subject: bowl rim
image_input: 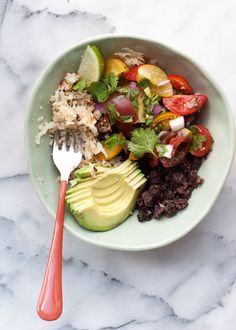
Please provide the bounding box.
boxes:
[24,33,236,251]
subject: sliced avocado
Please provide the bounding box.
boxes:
[134,177,147,189]
[70,173,104,187]
[74,164,110,178]
[67,162,140,201]
[73,188,138,231]
[66,160,146,231]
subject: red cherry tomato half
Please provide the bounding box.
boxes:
[160,135,192,168]
[146,153,159,168]
[167,74,193,94]
[113,122,134,139]
[189,124,213,157]
[125,66,140,81]
[163,95,207,115]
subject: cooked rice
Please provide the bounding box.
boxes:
[115,47,145,68]
[36,72,106,162]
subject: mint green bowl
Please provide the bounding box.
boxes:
[25,35,235,251]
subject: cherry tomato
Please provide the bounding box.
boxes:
[167,74,192,94]
[189,124,213,157]
[105,92,138,124]
[104,58,129,77]
[125,66,140,81]
[137,64,173,97]
[129,152,138,161]
[95,134,125,161]
[160,129,192,168]
[146,153,159,168]
[163,95,207,115]
[113,122,134,139]
[96,144,123,161]
[158,131,177,144]
[150,112,179,130]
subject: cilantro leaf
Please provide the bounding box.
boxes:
[190,134,207,151]
[107,103,118,125]
[188,125,198,135]
[156,144,168,157]
[143,92,161,115]
[120,115,133,123]
[129,89,139,100]
[103,133,126,150]
[137,79,151,89]
[88,81,108,102]
[145,117,154,126]
[117,86,129,96]
[104,73,119,93]
[73,79,87,91]
[129,89,140,109]
[127,128,157,158]
[88,73,118,102]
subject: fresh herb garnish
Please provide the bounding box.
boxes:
[129,89,140,109]
[107,103,118,125]
[73,79,87,91]
[116,94,125,100]
[132,97,139,109]
[143,95,150,106]
[117,86,129,96]
[120,115,133,123]
[190,134,207,151]
[151,94,161,104]
[88,73,118,102]
[88,81,107,102]
[145,117,154,126]
[127,128,157,158]
[188,125,198,134]
[137,79,151,89]
[156,144,168,157]
[129,89,139,100]
[104,133,126,150]
[189,125,207,151]
[143,92,161,115]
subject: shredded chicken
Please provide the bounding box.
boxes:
[115,47,145,68]
[36,72,105,162]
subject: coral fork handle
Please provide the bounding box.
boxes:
[37,180,68,321]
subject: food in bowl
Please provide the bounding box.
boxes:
[36,44,213,231]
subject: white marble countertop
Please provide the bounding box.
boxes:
[1,0,236,329]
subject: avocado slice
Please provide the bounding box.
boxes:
[74,164,110,178]
[69,173,104,187]
[66,160,146,231]
[69,164,111,187]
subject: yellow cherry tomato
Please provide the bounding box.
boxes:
[150,112,179,130]
[96,144,123,161]
[137,64,173,97]
[95,134,125,161]
[129,152,138,161]
[104,58,129,77]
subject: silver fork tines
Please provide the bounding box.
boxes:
[53,138,82,181]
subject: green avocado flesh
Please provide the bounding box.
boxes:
[66,160,146,231]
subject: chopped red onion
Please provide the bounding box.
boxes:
[95,102,107,114]
[128,82,139,90]
[152,105,162,116]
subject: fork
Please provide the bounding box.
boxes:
[37,139,82,321]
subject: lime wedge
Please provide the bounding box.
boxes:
[78,45,104,83]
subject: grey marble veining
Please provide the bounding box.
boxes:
[0,0,236,329]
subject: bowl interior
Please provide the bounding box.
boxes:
[25,35,235,251]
